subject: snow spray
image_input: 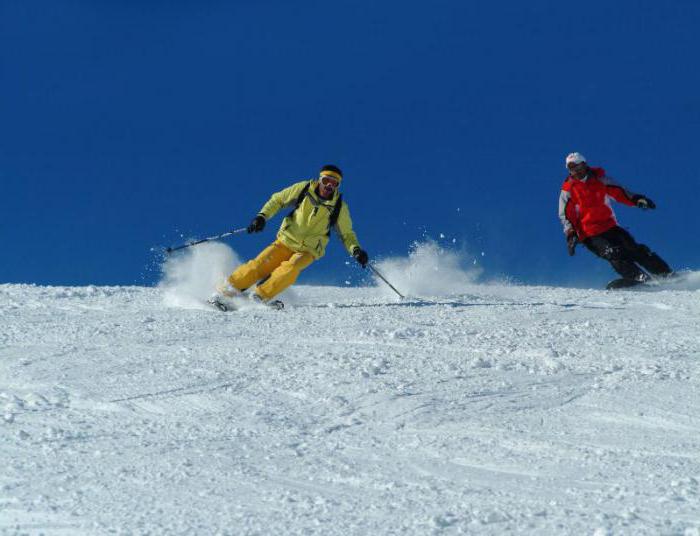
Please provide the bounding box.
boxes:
[373,240,482,298]
[648,270,700,291]
[159,242,240,309]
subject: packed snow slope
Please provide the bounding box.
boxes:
[2,243,700,535]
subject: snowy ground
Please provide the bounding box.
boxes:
[2,244,700,535]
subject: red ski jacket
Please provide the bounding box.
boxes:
[558,167,638,240]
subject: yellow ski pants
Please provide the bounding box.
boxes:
[227,240,314,301]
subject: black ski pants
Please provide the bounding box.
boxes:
[583,226,672,280]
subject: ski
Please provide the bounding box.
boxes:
[264,300,285,310]
[206,295,284,311]
[207,295,235,311]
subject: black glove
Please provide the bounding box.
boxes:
[566,231,578,256]
[352,247,369,268]
[634,196,656,210]
[247,215,266,234]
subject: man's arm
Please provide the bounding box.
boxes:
[559,187,579,255]
[258,181,311,220]
[599,175,638,207]
[333,202,361,255]
[558,187,578,236]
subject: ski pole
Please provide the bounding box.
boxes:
[166,228,247,254]
[368,263,404,299]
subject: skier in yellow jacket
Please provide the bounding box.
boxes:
[210,165,369,310]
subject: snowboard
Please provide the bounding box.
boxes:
[606,272,684,291]
[605,278,645,290]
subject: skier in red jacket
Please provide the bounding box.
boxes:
[558,152,672,289]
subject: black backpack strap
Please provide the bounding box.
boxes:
[327,194,343,236]
[285,181,311,219]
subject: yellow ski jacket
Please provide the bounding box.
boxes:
[258,180,361,259]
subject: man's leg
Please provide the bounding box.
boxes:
[637,248,673,275]
[613,229,673,276]
[227,241,294,291]
[584,229,646,280]
[255,251,315,301]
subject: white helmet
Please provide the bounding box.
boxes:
[565,152,586,169]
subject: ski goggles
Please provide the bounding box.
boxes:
[567,161,586,173]
[319,175,340,189]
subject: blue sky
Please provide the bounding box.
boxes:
[2,0,699,288]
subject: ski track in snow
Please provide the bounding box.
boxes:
[1,282,700,535]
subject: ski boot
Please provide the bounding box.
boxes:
[208,281,242,311]
[252,293,284,310]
